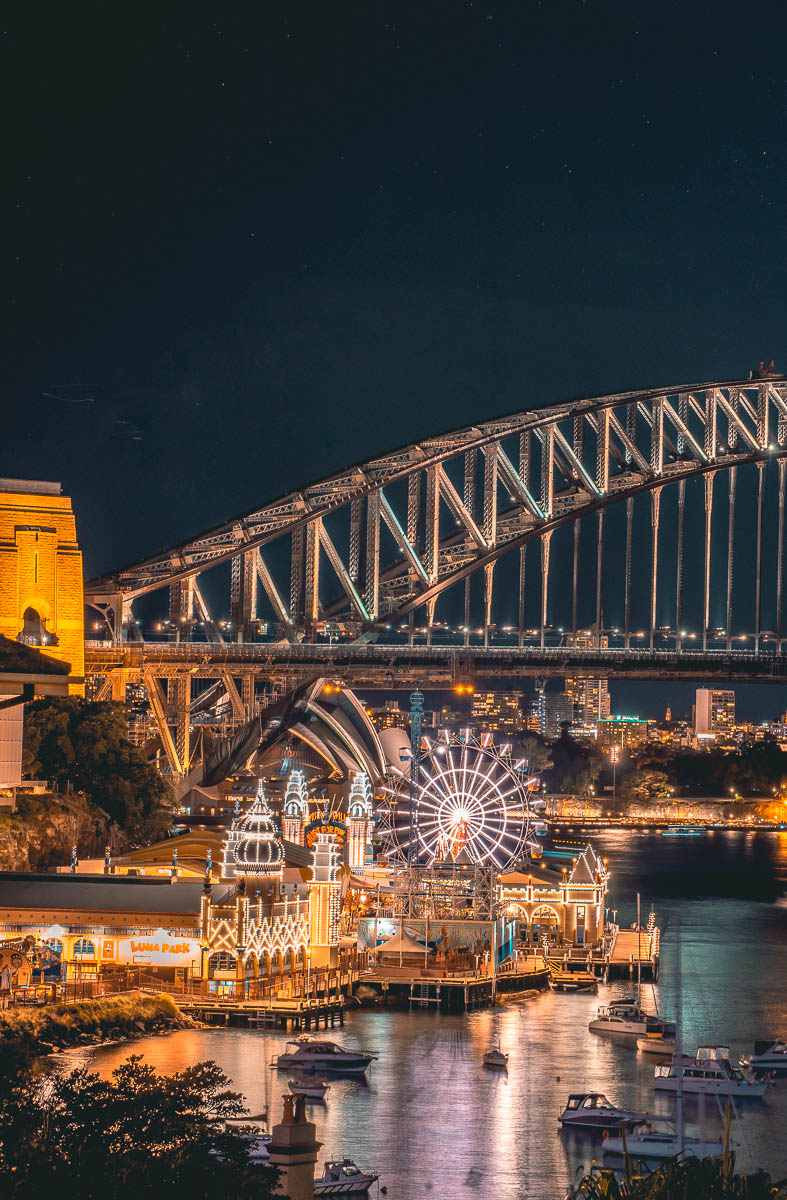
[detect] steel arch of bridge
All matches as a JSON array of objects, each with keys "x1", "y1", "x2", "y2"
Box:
[{"x1": 88, "y1": 377, "x2": 787, "y2": 655}]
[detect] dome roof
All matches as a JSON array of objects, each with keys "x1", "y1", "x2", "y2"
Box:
[{"x1": 232, "y1": 783, "x2": 284, "y2": 876}]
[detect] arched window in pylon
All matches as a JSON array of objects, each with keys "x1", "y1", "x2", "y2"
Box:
[
  {"x1": 72, "y1": 938, "x2": 95, "y2": 958},
  {"x1": 18, "y1": 606, "x2": 58, "y2": 647}
]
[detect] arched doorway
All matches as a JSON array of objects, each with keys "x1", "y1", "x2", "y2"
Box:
[{"x1": 531, "y1": 906, "x2": 560, "y2": 949}]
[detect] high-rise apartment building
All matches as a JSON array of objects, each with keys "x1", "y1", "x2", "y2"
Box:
[
  {"x1": 564, "y1": 632, "x2": 610, "y2": 724},
  {"x1": 695, "y1": 689, "x2": 735, "y2": 736},
  {"x1": 470, "y1": 691, "x2": 523, "y2": 735}
]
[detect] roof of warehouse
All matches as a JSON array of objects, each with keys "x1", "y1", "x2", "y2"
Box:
[{"x1": 0, "y1": 872, "x2": 205, "y2": 914}]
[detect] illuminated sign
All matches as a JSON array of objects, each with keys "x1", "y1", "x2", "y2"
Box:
[
  {"x1": 304, "y1": 812, "x2": 347, "y2": 848},
  {"x1": 115, "y1": 934, "x2": 201, "y2": 966}
]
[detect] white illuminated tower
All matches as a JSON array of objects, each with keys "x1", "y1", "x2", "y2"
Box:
[
  {"x1": 309, "y1": 830, "x2": 341, "y2": 967},
  {"x1": 283, "y1": 768, "x2": 310, "y2": 845},
  {"x1": 346, "y1": 771, "x2": 374, "y2": 872},
  {"x1": 228, "y1": 779, "x2": 285, "y2": 878}
]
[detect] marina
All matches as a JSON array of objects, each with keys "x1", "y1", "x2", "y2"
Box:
[{"x1": 53, "y1": 830, "x2": 787, "y2": 1199}]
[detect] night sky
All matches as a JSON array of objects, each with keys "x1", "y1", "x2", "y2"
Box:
[{"x1": 3, "y1": 5, "x2": 787, "y2": 719}]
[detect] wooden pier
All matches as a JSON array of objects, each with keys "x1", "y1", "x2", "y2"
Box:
[
  {"x1": 356, "y1": 954, "x2": 550, "y2": 1012},
  {"x1": 175, "y1": 994, "x2": 346, "y2": 1032}
]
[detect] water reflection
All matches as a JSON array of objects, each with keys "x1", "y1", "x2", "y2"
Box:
[{"x1": 58, "y1": 833, "x2": 787, "y2": 1199}]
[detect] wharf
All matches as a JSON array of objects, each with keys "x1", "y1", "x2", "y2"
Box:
[
  {"x1": 357, "y1": 954, "x2": 550, "y2": 1011},
  {"x1": 174, "y1": 994, "x2": 345, "y2": 1031}
]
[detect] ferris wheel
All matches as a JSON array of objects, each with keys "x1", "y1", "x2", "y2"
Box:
[{"x1": 379, "y1": 731, "x2": 539, "y2": 870}]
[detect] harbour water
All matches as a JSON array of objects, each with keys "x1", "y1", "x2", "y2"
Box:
[{"x1": 61, "y1": 831, "x2": 787, "y2": 1199}]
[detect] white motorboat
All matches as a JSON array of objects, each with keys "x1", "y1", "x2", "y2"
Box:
[
  {"x1": 271, "y1": 1037, "x2": 376, "y2": 1075},
  {"x1": 482, "y1": 1048, "x2": 509, "y2": 1069},
  {"x1": 603, "y1": 1122, "x2": 730, "y2": 1162},
  {"x1": 558, "y1": 1093, "x2": 649, "y2": 1133},
  {"x1": 589, "y1": 999, "x2": 676, "y2": 1040},
  {"x1": 740, "y1": 1040, "x2": 787, "y2": 1075},
  {"x1": 313, "y1": 1158, "x2": 379, "y2": 1195},
  {"x1": 636, "y1": 1034, "x2": 677, "y2": 1057},
  {"x1": 654, "y1": 1046, "x2": 768, "y2": 1098},
  {"x1": 288, "y1": 1078, "x2": 330, "y2": 1099}
]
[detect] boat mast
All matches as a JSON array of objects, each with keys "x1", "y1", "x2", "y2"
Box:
[
  {"x1": 636, "y1": 892, "x2": 641, "y2": 998},
  {"x1": 674, "y1": 914, "x2": 684, "y2": 1153}
]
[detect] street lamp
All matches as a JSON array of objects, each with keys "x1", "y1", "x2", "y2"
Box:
[{"x1": 609, "y1": 745, "x2": 620, "y2": 798}]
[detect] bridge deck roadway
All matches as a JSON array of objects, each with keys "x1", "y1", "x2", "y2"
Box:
[{"x1": 84, "y1": 641, "x2": 787, "y2": 686}]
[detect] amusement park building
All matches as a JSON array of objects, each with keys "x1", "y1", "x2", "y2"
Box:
[
  {"x1": 0, "y1": 781, "x2": 348, "y2": 990},
  {"x1": 499, "y1": 845, "x2": 609, "y2": 948}
]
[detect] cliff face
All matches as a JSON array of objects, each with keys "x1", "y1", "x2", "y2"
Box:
[{"x1": 0, "y1": 793, "x2": 112, "y2": 872}]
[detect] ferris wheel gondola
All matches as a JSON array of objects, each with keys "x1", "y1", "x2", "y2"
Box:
[{"x1": 379, "y1": 730, "x2": 541, "y2": 871}]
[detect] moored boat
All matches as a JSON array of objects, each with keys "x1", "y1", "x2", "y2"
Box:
[
  {"x1": 740, "y1": 1040, "x2": 787, "y2": 1075},
  {"x1": 602, "y1": 1122, "x2": 730, "y2": 1162},
  {"x1": 482, "y1": 1047, "x2": 508, "y2": 1069},
  {"x1": 589, "y1": 999, "x2": 675, "y2": 1039},
  {"x1": 636, "y1": 1034, "x2": 676, "y2": 1057},
  {"x1": 288, "y1": 1078, "x2": 330, "y2": 1099},
  {"x1": 313, "y1": 1158, "x2": 379, "y2": 1194},
  {"x1": 272, "y1": 1037, "x2": 376, "y2": 1075},
  {"x1": 654, "y1": 1046, "x2": 768, "y2": 1098},
  {"x1": 558, "y1": 1093, "x2": 649, "y2": 1133}
]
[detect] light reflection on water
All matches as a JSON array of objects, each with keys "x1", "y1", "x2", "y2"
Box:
[{"x1": 60, "y1": 832, "x2": 787, "y2": 1199}]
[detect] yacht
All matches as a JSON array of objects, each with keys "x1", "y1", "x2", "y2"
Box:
[
  {"x1": 654, "y1": 1046, "x2": 768, "y2": 1098},
  {"x1": 288, "y1": 1078, "x2": 330, "y2": 1099},
  {"x1": 636, "y1": 1034, "x2": 676, "y2": 1057},
  {"x1": 558, "y1": 1093, "x2": 649, "y2": 1133},
  {"x1": 740, "y1": 1040, "x2": 787, "y2": 1076},
  {"x1": 603, "y1": 1122, "x2": 730, "y2": 1162},
  {"x1": 313, "y1": 1159, "x2": 379, "y2": 1195},
  {"x1": 482, "y1": 1048, "x2": 509, "y2": 1069},
  {"x1": 589, "y1": 999, "x2": 675, "y2": 1040},
  {"x1": 271, "y1": 1037, "x2": 376, "y2": 1075}
]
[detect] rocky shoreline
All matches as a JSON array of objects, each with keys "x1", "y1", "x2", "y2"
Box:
[{"x1": 0, "y1": 991, "x2": 195, "y2": 1061}]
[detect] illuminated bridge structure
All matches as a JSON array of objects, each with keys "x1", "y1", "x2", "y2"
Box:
[{"x1": 85, "y1": 377, "x2": 787, "y2": 779}]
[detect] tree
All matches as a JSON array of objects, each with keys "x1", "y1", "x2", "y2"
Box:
[
  {"x1": 568, "y1": 1152, "x2": 785, "y2": 1198},
  {"x1": 619, "y1": 768, "x2": 674, "y2": 804},
  {"x1": 23, "y1": 698, "x2": 173, "y2": 844},
  {"x1": 0, "y1": 1055, "x2": 283, "y2": 1199},
  {"x1": 545, "y1": 728, "x2": 602, "y2": 796}
]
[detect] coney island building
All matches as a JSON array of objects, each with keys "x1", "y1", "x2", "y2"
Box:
[{"x1": 0, "y1": 779, "x2": 351, "y2": 992}]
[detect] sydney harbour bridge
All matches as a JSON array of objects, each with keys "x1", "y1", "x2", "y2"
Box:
[{"x1": 84, "y1": 377, "x2": 787, "y2": 780}]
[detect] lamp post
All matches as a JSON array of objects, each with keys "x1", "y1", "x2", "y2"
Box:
[{"x1": 609, "y1": 745, "x2": 620, "y2": 798}]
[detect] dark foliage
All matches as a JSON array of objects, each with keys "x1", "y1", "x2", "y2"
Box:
[
  {"x1": 22, "y1": 698, "x2": 172, "y2": 843},
  {"x1": 0, "y1": 1054, "x2": 283, "y2": 1199}
]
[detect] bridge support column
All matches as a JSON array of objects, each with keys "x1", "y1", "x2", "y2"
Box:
[
  {"x1": 755, "y1": 462, "x2": 764, "y2": 653},
  {"x1": 242, "y1": 675, "x2": 255, "y2": 719},
  {"x1": 540, "y1": 531, "x2": 552, "y2": 650},
  {"x1": 702, "y1": 472, "x2": 715, "y2": 651},
  {"x1": 595, "y1": 510, "x2": 604, "y2": 641},
  {"x1": 169, "y1": 578, "x2": 194, "y2": 643},
  {"x1": 649, "y1": 488, "x2": 662, "y2": 651},
  {"x1": 624, "y1": 498, "x2": 633, "y2": 649},
  {"x1": 726, "y1": 468, "x2": 736, "y2": 650},
  {"x1": 675, "y1": 479, "x2": 685, "y2": 652},
  {"x1": 483, "y1": 564, "x2": 494, "y2": 648},
  {"x1": 778, "y1": 460, "x2": 786, "y2": 651},
  {"x1": 518, "y1": 546, "x2": 526, "y2": 648},
  {"x1": 572, "y1": 519, "x2": 579, "y2": 642},
  {"x1": 172, "y1": 674, "x2": 191, "y2": 774}
]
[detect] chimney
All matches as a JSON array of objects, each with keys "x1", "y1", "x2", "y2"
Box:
[{"x1": 267, "y1": 1093, "x2": 322, "y2": 1200}]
